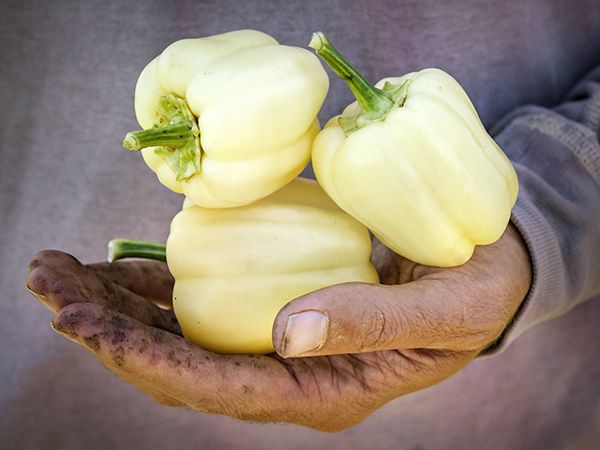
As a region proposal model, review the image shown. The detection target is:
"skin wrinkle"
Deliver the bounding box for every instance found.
[369,351,409,391]
[188,355,271,421]
[359,302,391,352]
[234,383,300,425]
[384,350,427,388]
[272,354,307,397]
[400,300,444,347]
[96,342,184,407]
[302,359,326,405]
[338,354,376,395]
[112,356,181,406]
[288,358,324,403]
[58,305,188,388]
[92,263,179,333]
[287,354,375,420]
[412,277,501,350]
[308,358,386,429]
[88,261,176,310]
[49,301,185,407]
[325,355,344,397]
[333,356,371,408]
[387,349,465,395]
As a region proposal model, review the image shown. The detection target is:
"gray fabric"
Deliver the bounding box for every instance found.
[1,0,600,448]
[488,65,600,352]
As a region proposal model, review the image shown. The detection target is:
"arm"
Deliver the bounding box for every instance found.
[486,63,600,352]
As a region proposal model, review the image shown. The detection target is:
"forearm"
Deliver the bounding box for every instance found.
[486,64,600,352]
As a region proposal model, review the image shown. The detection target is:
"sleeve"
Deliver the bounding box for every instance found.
[485,64,600,353]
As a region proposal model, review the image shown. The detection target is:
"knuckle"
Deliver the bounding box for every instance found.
[359,301,401,351]
[27,254,84,299]
[31,250,80,268]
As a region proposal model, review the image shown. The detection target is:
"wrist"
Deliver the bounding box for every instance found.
[479,220,533,356]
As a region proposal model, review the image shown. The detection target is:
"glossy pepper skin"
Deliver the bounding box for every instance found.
[120,178,376,354]
[124,30,329,208]
[310,33,518,267]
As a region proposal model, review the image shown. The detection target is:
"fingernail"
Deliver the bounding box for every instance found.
[50,320,74,338]
[26,284,51,307]
[281,310,328,358]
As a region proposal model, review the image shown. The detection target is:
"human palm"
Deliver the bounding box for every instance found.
[26,224,530,431]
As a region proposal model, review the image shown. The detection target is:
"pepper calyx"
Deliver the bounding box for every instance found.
[309,31,411,135]
[123,94,202,181]
[339,79,412,133]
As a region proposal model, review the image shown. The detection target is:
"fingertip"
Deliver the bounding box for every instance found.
[26,267,75,312]
[53,302,105,339]
[272,283,401,357]
[50,319,76,339]
[26,250,83,307]
[29,250,81,270]
[25,267,47,296]
[28,257,42,272]
[27,249,63,272]
[53,303,144,370]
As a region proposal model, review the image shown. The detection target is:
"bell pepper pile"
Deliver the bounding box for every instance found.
[110,30,518,354]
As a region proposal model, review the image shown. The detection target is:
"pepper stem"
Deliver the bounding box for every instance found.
[108,238,166,263]
[123,94,202,181]
[123,124,194,151]
[309,32,393,119]
[309,32,411,134]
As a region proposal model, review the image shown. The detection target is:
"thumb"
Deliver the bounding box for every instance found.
[272,281,485,358]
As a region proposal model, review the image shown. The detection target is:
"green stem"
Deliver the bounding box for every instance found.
[122,95,202,181]
[123,124,194,151]
[309,32,393,118]
[108,238,166,263]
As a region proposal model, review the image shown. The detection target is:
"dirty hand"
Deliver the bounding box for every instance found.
[26,223,531,431]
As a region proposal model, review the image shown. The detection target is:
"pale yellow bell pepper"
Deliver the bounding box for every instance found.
[109,178,378,354]
[123,30,329,208]
[309,33,518,267]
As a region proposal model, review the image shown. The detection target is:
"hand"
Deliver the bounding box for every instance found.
[26,223,531,431]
